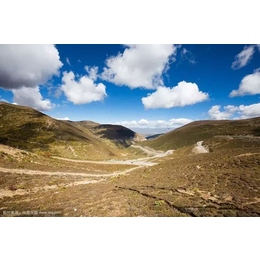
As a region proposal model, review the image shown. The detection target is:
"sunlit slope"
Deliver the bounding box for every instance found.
[143,117,260,151]
[0,102,94,149]
[0,102,139,159]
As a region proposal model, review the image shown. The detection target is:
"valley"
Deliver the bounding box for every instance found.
[0,102,260,217]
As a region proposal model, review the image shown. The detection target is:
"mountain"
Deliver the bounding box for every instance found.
[143,117,260,151]
[66,121,146,147]
[0,102,141,160]
[0,102,93,148]
[90,124,146,144]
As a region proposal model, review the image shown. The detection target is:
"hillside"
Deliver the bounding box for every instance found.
[1,103,260,217]
[0,102,141,160]
[67,121,146,147]
[2,127,260,217]
[91,124,145,145]
[143,117,260,151]
[0,102,94,149]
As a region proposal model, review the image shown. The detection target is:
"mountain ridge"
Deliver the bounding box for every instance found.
[0,102,142,160]
[143,116,260,151]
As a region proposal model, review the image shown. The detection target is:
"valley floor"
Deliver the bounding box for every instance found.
[0,136,260,217]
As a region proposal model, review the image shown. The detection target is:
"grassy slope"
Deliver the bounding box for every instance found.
[1,136,260,216]
[0,103,139,160]
[1,104,260,216]
[143,117,260,151]
[68,121,145,147]
[0,102,93,148]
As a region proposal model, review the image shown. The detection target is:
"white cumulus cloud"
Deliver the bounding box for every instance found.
[231,45,256,70]
[229,69,260,97]
[61,68,107,105]
[85,66,98,80]
[12,86,53,111]
[208,103,260,120]
[208,105,238,120]
[101,44,177,89]
[0,44,62,89]
[114,118,193,129]
[238,103,260,118]
[142,81,209,109]
[55,117,70,120]
[0,44,62,111]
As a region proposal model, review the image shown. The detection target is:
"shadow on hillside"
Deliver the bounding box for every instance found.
[252,127,260,136]
[95,125,135,147]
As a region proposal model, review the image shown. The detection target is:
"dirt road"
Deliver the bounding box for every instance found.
[52,146,174,166]
[131,145,174,157]
[52,156,157,166]
[192,141,209,154]
[0,145,173,198]
[0,165,144,198]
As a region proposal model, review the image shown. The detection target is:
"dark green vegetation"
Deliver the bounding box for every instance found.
[143,117,260,151]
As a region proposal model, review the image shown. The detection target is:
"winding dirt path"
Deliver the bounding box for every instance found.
[52,146,174,166]
[192,141,209,154]
[131,145,162,156]
[0,166,142,178]
[0,165,144,198]
[52,156,157,166]
[0,145,173,199]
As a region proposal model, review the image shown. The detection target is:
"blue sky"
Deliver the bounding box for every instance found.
[0,44,260,134]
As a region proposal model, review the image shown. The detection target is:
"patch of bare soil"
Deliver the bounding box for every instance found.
[235,153,260,158]
[192,141,209,154]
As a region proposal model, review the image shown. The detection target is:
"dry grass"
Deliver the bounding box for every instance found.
[1,136,260,217]
[0,102,143,161]
[143,117,260,151]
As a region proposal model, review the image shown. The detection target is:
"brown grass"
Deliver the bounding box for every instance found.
[1,137,260,217]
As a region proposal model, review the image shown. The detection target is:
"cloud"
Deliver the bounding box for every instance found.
[66,57,71,66]
[208,103,260,120]
[12,86,54,111]
[208,105,238,120]
[181,48,196,64]
[61,69,107,105]
[55,117,70,120]
[101,44,177,89]
[0,44,62,90]
[53,88,62,98]
[231,45,256,70]
[229,69,260,97]
[238,103,260,118]
[85,66,98,80]
[142,81,209,109]
[114,118,193,129]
